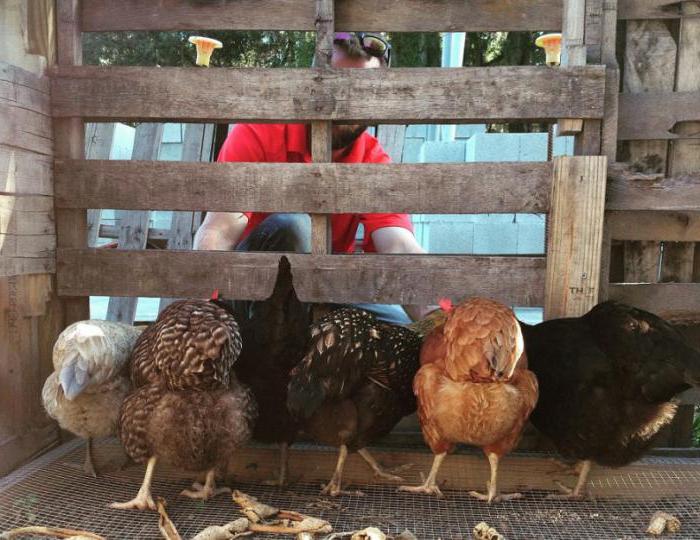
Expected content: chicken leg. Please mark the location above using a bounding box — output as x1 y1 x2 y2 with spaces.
547 459 592 500
358 448 406 482
263 442 290 487
398 452 446 497
83 437 98 477
181 468 230 500
468 452 523 503
320 445 363 496
110 456 157 511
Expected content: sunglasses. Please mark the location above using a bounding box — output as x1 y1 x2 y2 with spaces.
334 32 392 66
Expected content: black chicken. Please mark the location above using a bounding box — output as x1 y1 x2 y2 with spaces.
523 300 700 499
222 256 311 486
287 307 422 496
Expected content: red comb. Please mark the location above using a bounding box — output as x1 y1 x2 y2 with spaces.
210 289 219 301
438 298 453 312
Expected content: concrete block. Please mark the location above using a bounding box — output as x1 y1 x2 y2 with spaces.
516 222 545 254
420 141 467 163
473 222 518 254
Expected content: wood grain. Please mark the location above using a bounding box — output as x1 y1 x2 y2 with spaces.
608 211 700 241
54 161 552 214
0 146 52 195
606 173 700 211
618 0 687 19
56 250 546 306
545 156 608 319
83 122 115 246
618 91 700 140
50 65 607 123
80 0 564 32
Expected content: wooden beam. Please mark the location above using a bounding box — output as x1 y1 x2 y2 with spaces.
105 123 162 324
608 211 700 241
606 173 700 211
608 283 700 318
545 156 608 319
80 0 564 33
618 91 700 140
54 161 553 214
618 0 688 20
56 250 546 306
83 122 115 246
54 0 88 326
50 66 607 123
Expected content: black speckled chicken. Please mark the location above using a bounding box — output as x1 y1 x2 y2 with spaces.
287 307 421 496
523 301 700 499
111 299 256 511
225 256 311 486
42 320 143 476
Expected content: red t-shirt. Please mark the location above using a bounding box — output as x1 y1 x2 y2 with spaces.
217 123 413 253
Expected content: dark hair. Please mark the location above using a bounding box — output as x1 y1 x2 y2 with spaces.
333 35 390 67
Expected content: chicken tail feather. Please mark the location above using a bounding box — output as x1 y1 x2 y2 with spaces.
59 352 91 400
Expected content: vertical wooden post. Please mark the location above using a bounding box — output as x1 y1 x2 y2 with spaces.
84 122 116 247
55 0 89 325
557 0 587 136
106 123 163 323
311 0 334 254
544 156 607 319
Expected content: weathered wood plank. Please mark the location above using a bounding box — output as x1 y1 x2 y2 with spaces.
106 123 162 323
608 211 700 241
618 0 688 19
55 0 88 325
0 62 50 94
54 161 553 214
618 92 700 140
0 102 52 156
545 156 608 319
377 125 407 163
608 283 700 319
84 123 116 246
606 173 700 211
50 66 607 123
0 78 51 116
56 250 546 306
0 146 53 195
0 194 54 235
80 0 564 32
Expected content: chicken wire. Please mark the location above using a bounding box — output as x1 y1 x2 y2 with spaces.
1 439 700 540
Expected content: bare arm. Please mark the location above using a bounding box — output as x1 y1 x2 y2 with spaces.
193 212 249 251
370 227 436 321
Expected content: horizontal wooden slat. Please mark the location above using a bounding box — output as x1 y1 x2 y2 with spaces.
609 283 700 318
0 102 52 156
608 211 700 241
618 91 700 140
50 66 606 123
80 0 564 32
56 249 546 306
606 174 700 211
618 0 686 20
55 160 552 214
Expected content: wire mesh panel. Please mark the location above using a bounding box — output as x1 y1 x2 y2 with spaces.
1 440 700 539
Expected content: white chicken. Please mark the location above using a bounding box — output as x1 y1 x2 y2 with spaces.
42 320 143 476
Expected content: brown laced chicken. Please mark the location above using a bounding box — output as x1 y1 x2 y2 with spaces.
42 320 143 476
111 299 257 511
400 298 538 503
287 307 421 496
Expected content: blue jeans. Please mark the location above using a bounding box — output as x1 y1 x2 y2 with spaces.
237 213 411 326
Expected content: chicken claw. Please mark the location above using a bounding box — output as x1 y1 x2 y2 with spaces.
109 491 157 511
468 488 523 504
398 483 444 498
320 479 365 497
545 481 588 501
180 469 230 500
358 449 408 483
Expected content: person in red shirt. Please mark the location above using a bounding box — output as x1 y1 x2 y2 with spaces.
194 33 429 323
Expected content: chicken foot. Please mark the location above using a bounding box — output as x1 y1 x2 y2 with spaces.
263 442 290 487
358 448 406 482
547 459 591 500
181 468 231 500
110 456 158 511
321 445 364 496
468 453 523 504
398 452 446 498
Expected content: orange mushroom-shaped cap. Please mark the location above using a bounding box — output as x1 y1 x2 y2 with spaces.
535 33 562 67
188 36 223 67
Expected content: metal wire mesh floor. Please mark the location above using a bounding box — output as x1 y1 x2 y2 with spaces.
2 439 700 539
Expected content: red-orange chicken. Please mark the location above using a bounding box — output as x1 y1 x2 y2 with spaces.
400 298 538 503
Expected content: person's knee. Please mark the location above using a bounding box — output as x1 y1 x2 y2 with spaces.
266 213 311 252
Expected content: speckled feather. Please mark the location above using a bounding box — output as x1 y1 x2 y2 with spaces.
287 307 421 450
130 300 242 391
117 377 257 470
